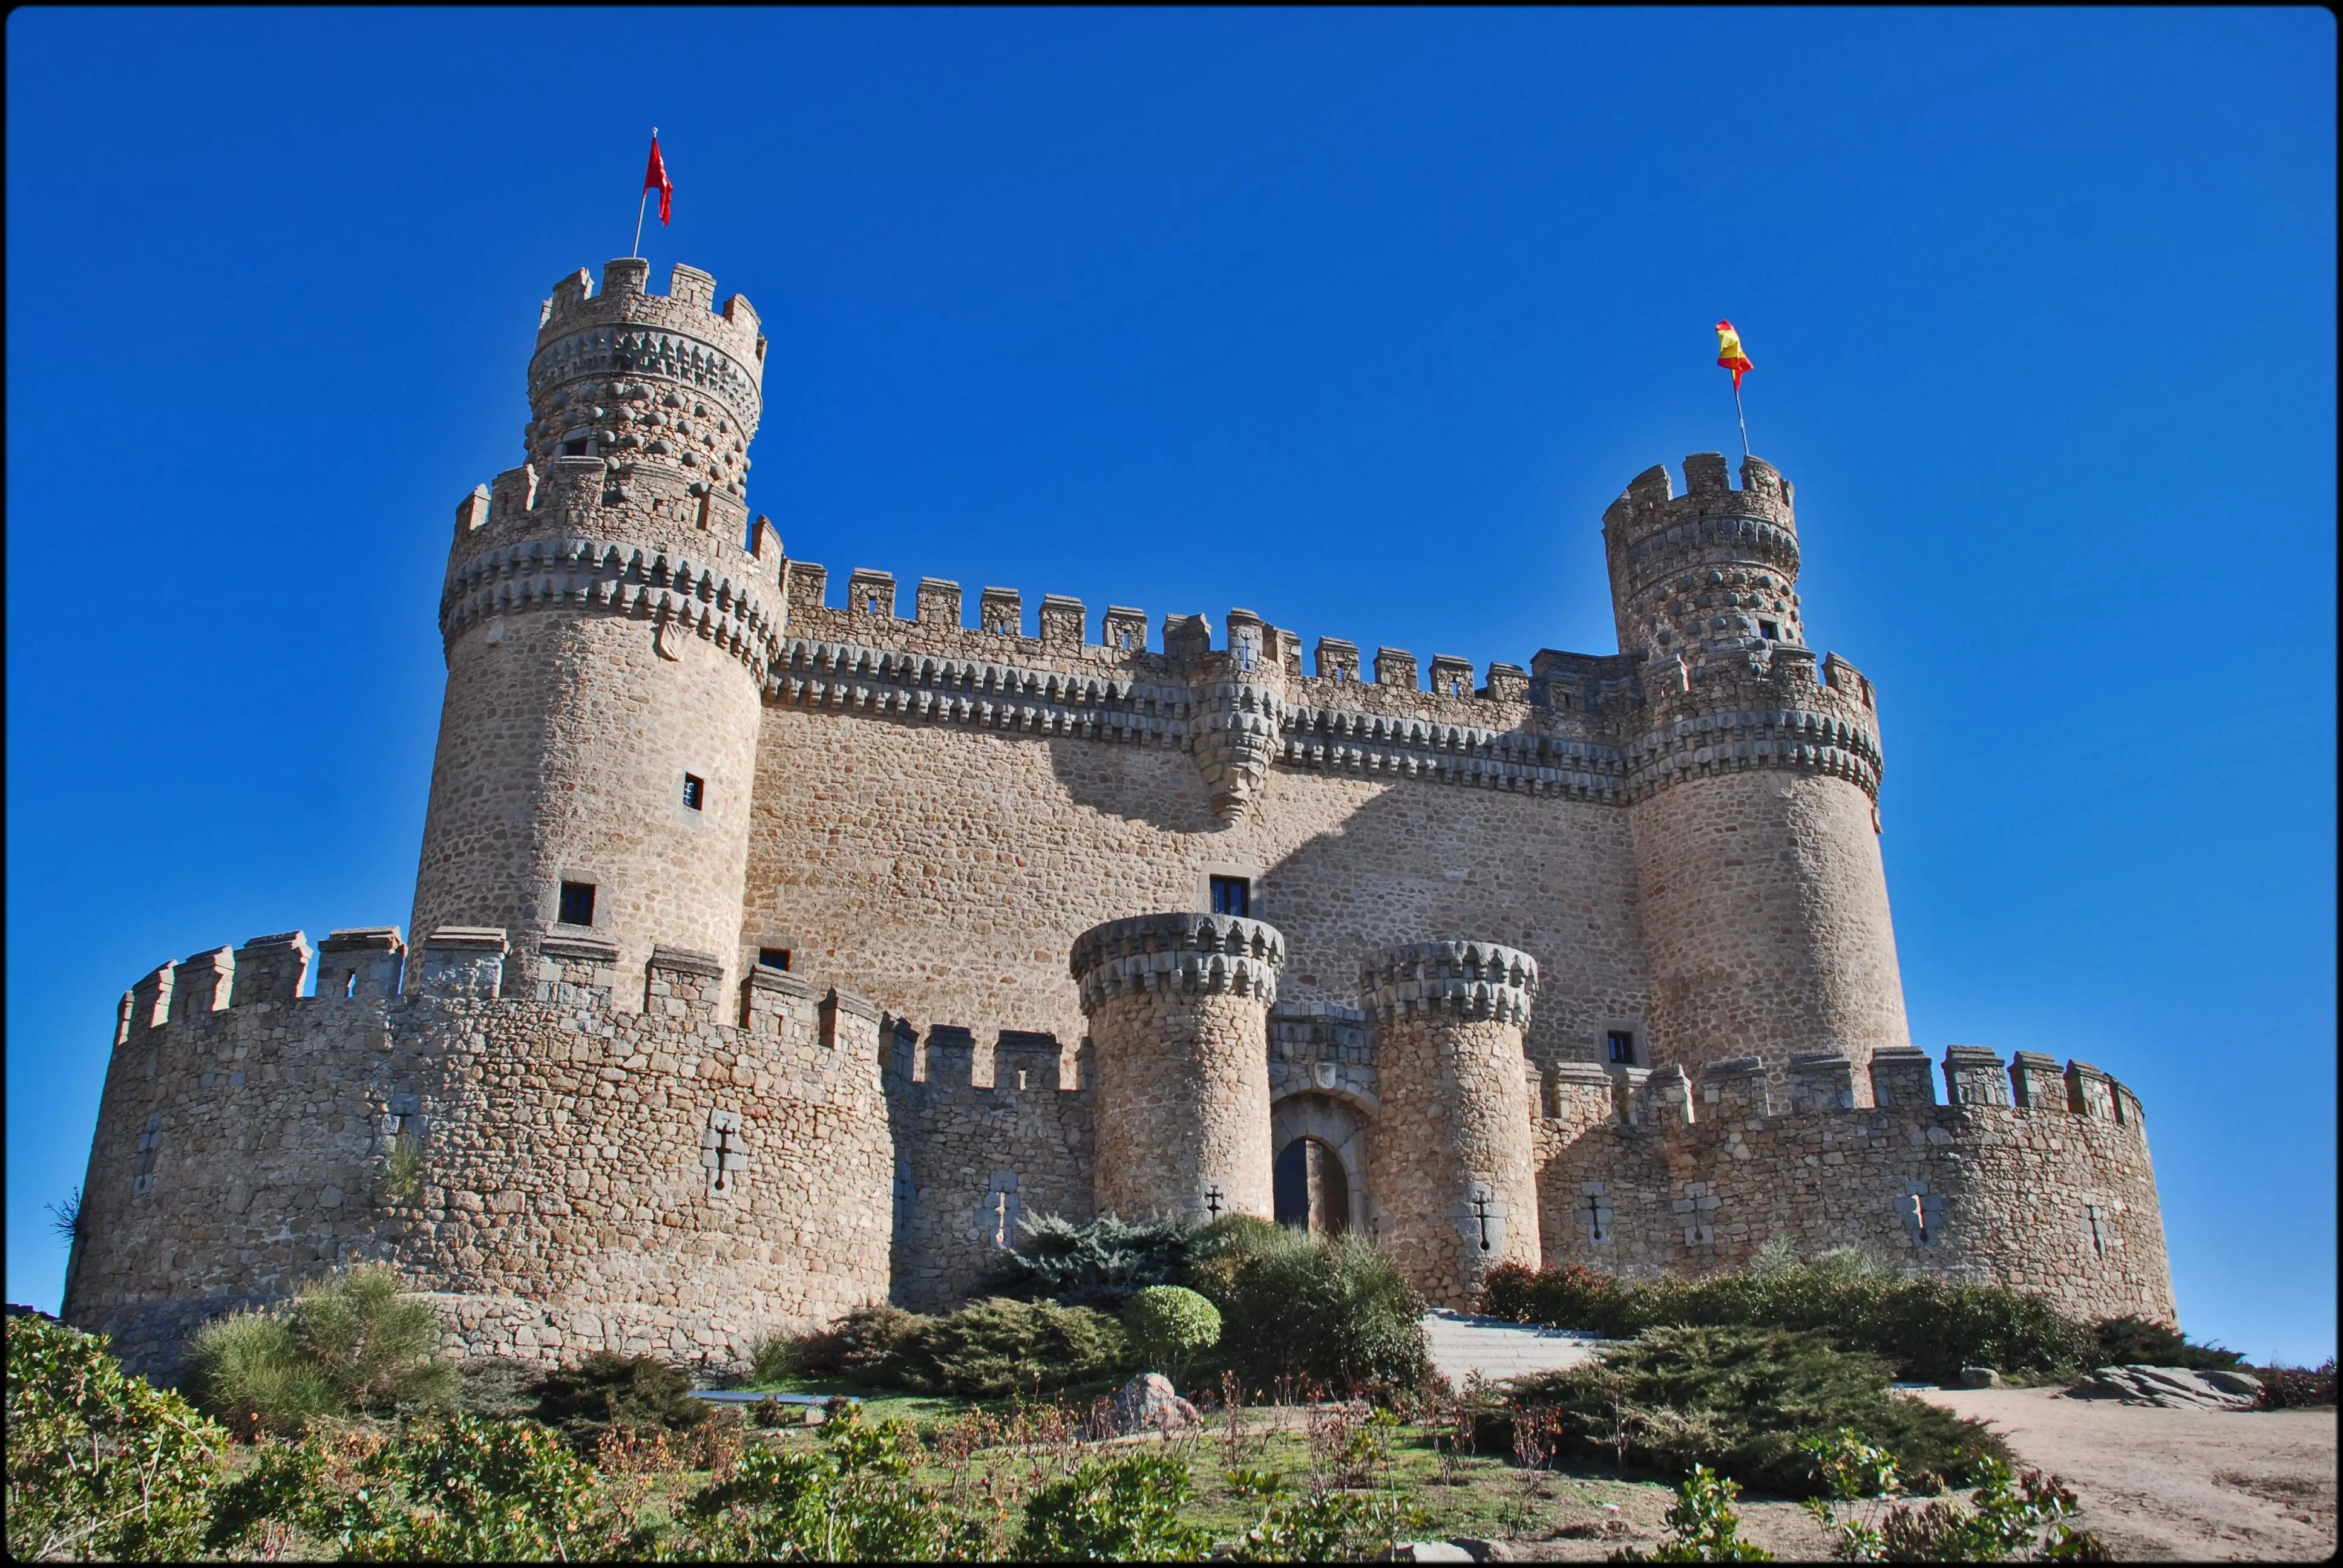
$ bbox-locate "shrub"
[2255,1359,2338,1410]
[1480,1255,2095,1384]
[1124,1286,1221,1386]
[349,1411,636,1560]
[790,1304,927,1381]
[456,1356,549,1420]
[1509,1325,2009,1495]
[1224,1466,1425,1561]
[291,1264,459,1414]
[2090,1314,2244,1371]
[188,1309,343,1439]
[1611,1464,1774,1561]
[5,1315,230,1562]
[532,1351,708,1449]
[986,1212,1210,1309]
[746,1329,804,1386]
[1013,1451,1212,1561]
[189,1264,457,1436]
[1201,1227,1430,1397]
[686,1405,983,1559]
[890,1297,1130,1398]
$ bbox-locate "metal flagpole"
[632,127,658,257]
[1733,381,1751,460]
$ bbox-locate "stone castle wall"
[65,931,896,1382]
[1532,1050,2173,1325]
[885,1023,1096,1312]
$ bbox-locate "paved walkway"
[1421,1308,1606,1388]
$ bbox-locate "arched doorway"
[1273,1137,1351,1233]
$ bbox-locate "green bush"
[1613,1464,1774,1561]
[986,1212,1208,1309]
[1507,1325,2009,1495]
[1479,1255,2096,1384]
[686,1406,983,1560]
[1224,1466,1426,1561]
[456,1356,549,1420]
[188,1309,343,1439]
[1199,1227,1430,1397]
[1012,1451,1212,1561]
[2091,1314,2244,1371]
[292,1264,459,1413]
[1123,1286,1221,1386]
[532,1351,708,1448]
[187,1264,457,1437]
[890,1297,1130,1398]
[5,1315,230,1562]
[790,1304,927,1382]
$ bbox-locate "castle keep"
[65,259,2175,1379]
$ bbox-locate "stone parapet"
[1069,913,1285,1013]
[1358,941,1537,1026]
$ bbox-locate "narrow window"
[1607,1029,1636,1065]
[758,947,791,972]
[557,880,597,927]
[681,773,704,811]
[1210,875,1251,918]
[343,970,358,999]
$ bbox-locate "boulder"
[1109,1371,1201,1435]
[1957,1366,2002,1388]
[2063,1364,2262,1410]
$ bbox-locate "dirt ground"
[1909,1387,2338,1562]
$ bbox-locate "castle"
[64,258,2175,1381]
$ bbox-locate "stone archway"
[1269,1093,1369,1236]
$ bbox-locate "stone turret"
[1360,940,1542,1305]
[408,260,784,1000]
[1605,456,1910,1095]
[1072,912,1285,1221]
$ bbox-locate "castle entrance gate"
[1269,1093,1369,1235]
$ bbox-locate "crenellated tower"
[1605,454,1910,1097]
[409,259,787,999]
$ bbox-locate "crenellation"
[979,586,1022,636]
[1942,1045,2012,1107]
[914,577,963,626]
[1374,646,1418,689]
[2065,1059,2116,1120]
[168,948,234,1021]
[316,929,404,1001]
[2008,1051,2065,1110]
[1038,594,1084,647]
[846,568,898,621]
[1868,1047,1937,1108]
[416,929,506,999]
[1700,1056,1771,1119]
[229,932,312,1007]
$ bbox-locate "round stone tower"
[1604,453,1909,1094]
[1360,941,1542,1305]
[1071,913,1285,1222]
[410,258,787,998]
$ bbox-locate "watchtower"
[1604,455,1911,1093]
[408,260,786,999]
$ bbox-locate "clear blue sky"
[7,8,2333,1363]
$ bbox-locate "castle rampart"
[66,928,896,1383]
[1532,1047,2172,1324]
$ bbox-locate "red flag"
[643,134,673,226]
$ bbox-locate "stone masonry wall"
[1532,1049,2174,1325]
[65,932,896,1383]
[885,1025,1095,1312]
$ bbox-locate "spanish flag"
[1715,321,1752,390]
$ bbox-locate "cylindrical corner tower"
[410,259,785,998]
[1604,454,1909,1095]
[1072,913,1285,1221]
[1360,941,1542,1305]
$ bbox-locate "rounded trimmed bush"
[1123,1285,1221,1385]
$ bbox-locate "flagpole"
[631,127,658,257]
[1733,381,1751,460]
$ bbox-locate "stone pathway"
[1422,1309,1605,1388]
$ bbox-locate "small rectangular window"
[758,947,791,972]
[1210,876,1251,918]
[1607,1029,1636,1064]
[1758,620,1780,639]
[682,773,704,811]
[560,436,591,457]
[557,880,596,927]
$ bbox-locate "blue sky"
[7,8,2333,1362]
